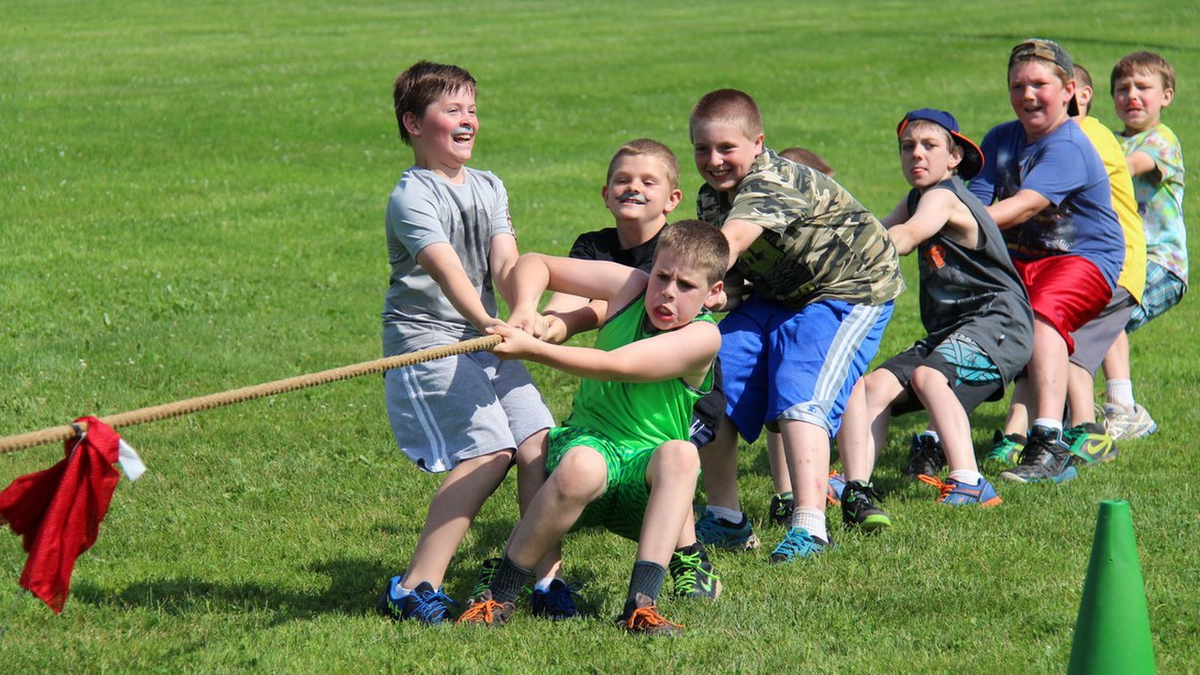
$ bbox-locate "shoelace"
[469,558,500,598]
[670,552,705,593]
[625,604,683,632]
[917,474,953,500]
[457,596,510,625]
[537,582,583,617]
[847,482,885,507]
[775,529,822,558]
[409,588,458,623]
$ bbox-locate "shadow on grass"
[71,557,394,620]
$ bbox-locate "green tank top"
[563,294,716,448]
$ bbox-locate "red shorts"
[1014,256,1112,354]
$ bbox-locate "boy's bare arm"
[1125,151,1159,179]
[886,189,957,255]
[985,189,1051,230]
[417,242,501,332]
[507,254,645,336]
[539,292,605,344]
[488,232,522,309]
[490,320,720,386]
[721,219,765,270]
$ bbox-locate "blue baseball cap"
[896,108,984,180]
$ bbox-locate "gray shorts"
[384,350,554,473]
[1069,286,1135,375]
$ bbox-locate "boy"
[990,63,1143,466]
[968,39,1125,484]
[457,220,727,635]
[374,61,563,624]
[838,109,1032,516]
[690,89,904,562]
[1099,51,1186,439]
[534,138,724,598]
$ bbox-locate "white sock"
[1106,379,1135,409]
[790,507,827,542]
[949,469,983,486]
[393,582,414,598]
[533,576,556,592]
[705,505,743,523]
[922,429,941,443]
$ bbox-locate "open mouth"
[618,192,649,205]
[452,125,474,142]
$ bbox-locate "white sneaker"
[1101,402,1158,440]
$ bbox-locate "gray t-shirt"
[382,166,513,355]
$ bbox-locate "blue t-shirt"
[969,119,1124,289]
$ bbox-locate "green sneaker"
[1063,422,1119,464]
[988,431,1026,465]
[668,543,722,600]
[841,480,891,532]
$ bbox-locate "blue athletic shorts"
[719,295,893,441]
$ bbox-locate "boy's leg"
[911,367,976,474]
[513,428,563,582]
[697,418,742,512]
[839,371,903,484]
[504,446,607,573]
[401,450,514,590]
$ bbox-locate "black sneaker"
[768,493,794,527]
[903,432,946,480]
[998,426,1078,484]
[668,543,722,600]
[840,480,892,532]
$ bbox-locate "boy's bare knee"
[652,440,701,474]
[910,366,948,394]
[548,447,606,502]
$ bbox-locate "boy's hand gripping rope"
[0,335,502,454]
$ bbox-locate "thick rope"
[0,335,501,454]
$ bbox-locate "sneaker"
[826,472,847,507]
[998,427,1078,484]
[1101,402,1158,440]
[668,544,722,600]
[1063,422,1119,464]
[988,431,1026,465]
[456,589,514,627]
[841,480,892,531]
[530,579,584,620]
[904,432,946,480]
[695,511,760,551]
[469,557,501,599]
[615,592,683,636]
[769,527,829,564]
[768,493,794,527]
[376,577,457,625]
[918,474,1002,506]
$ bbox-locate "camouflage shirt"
[698,149,904,308]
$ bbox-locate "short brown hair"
[656,220,729,286]
[1110,51,1176,95]
[393,61,476,145]
[779,147,834,176]
[689,89,763,141]
[607,139,679,189]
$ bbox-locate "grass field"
[2,1,1198,672]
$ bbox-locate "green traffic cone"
[1066,500,1156,674]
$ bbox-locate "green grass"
[2,1,1199,672]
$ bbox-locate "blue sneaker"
[530,579,584,620]
[918,475,1002,506]
[376,577,457,624]
[827,472,847,507]
[768,527,829,564]
[695,511,760,551]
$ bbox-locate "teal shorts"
[546,426,655,541]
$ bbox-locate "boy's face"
[1008,60,1075,141]
[690,120,763,193]
[899,125,962,190]
[644,247,722,331]
[404,86,478,173]
[602,154,682,227]
[1113,72,1174,134]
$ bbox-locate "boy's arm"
[879,198,910,228]
[507,253,646,334]
[539,292,605,344]
[985,189,1051,230]
[488,231,522,310]
[1125,151,1159,179]
[417,242,502,332]
[489,319,720,385]
[721,219,764,270]
[886,190,957,255]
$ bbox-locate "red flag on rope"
[0,416,122,613]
